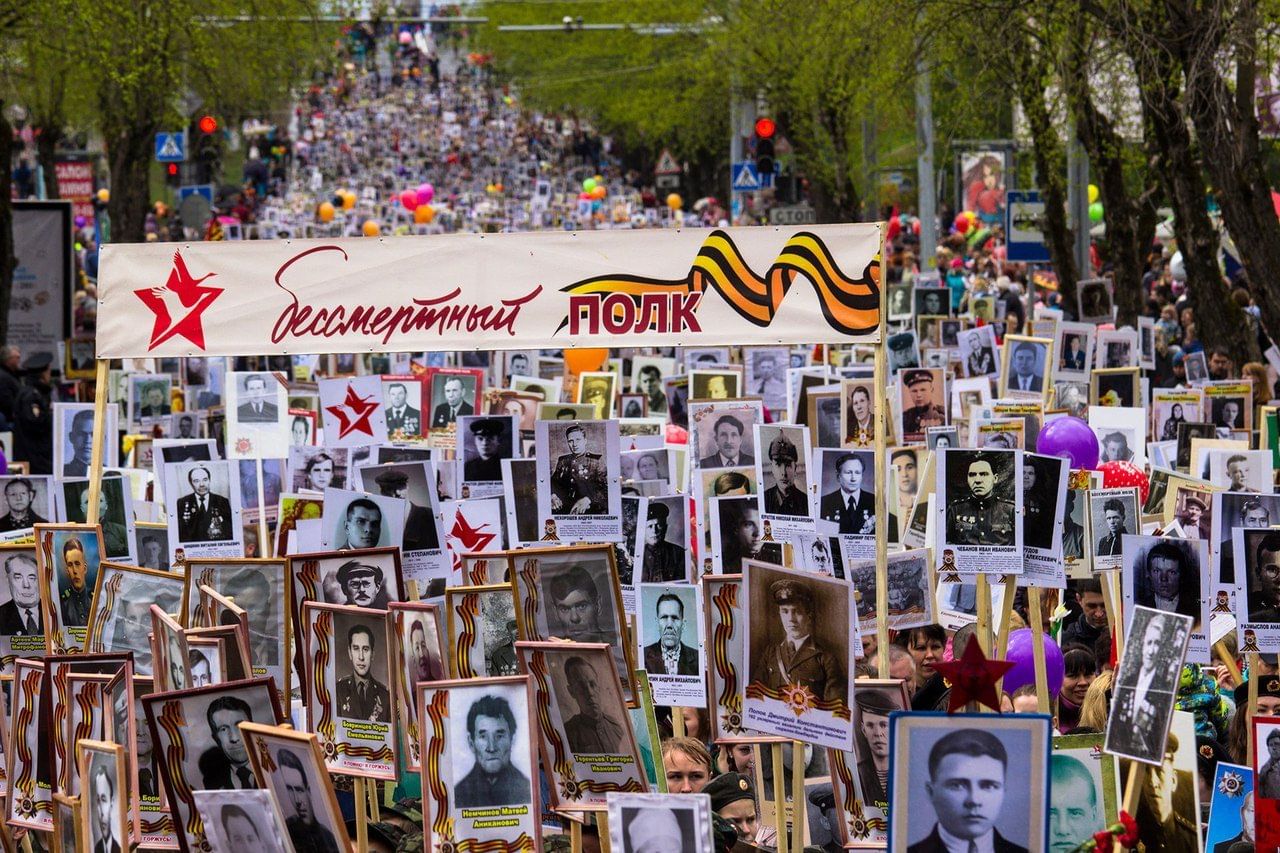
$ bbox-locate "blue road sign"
[1005,190,1051,263]
[731,161,761,192]
[177,184,213,204]
[155,132,186,163]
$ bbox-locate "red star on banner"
[324,384,379,439]
[932,641,1015,713]
[133,250,224,350]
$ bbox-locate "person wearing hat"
[900,370,946,439]
[763,433,809,517]
[624,805,685,853]
[855,690,899,811]
[641,500,686,583]
[887,332,919,372]
[336,622,390,722]
[550,423,607,515]
[486,618,518,676]
[704,771,776,848]
[374,468,439,552]
[463,417,507,482]
[12,351,52,475]
[1130,732,1196,853]
[945,455,1016,546]
[751,579,845,704]
[1175,493,1210,540]
[335,559,390,608]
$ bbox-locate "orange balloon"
[666,193,683,210]
[341,191,356,210]
[591,185,606,199]
[414,204,435,224]
[563,348,609,373]
[318,201,335,222]
[362,220,381,237]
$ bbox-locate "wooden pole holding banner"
[255,458,268,559]
[571,818,582,853]
[1028,589,1051,714]
[354,777,370,853]
[1215,640,1242,688]
[995,575,1017,658]
[975,574,992,654]
[366,778,380,823]
[1120,761,1147,828]
[85,360,112,525]
[790,740,806,853]
[771,742,789,853]
[597,810,611,853]
[873,237,890,680]
[1248,652,1260,768]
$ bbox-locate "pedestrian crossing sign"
[155,132,186,163]
[731,161,761,192]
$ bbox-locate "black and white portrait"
[0,475,52,533]
[887,330,921,373]
[1183,351,1209,385]
[755,423,813,523]
[241,728,348,853]
[957,326,999,379]
[165,460,243,555]
[441,680,535,835]
[1054,322,1094,379]
[192,789,290,852]
[744,346,790,412]
[381,377,424,437]
[53,403,118,478]
[936,448,1022,575]
[1103,606,1192,763]
[446,584,519,678]
[79,742,126,853]
[129,374,173,423]
[914,286,949,319]
[1092,368,1140,408]
[359,461,442,554]
[1087,488,1139,572]
[689,369,740,402]
[842,379,876,446]
[578,371,618,418]
[1000,336,1050,398]
[287,446,350,493]
[898,368,947,445]
[427,368,480,429]
[710,495,783,574]
[888,284,914,321]
[609,794,712,853]
[890,713,1050,853]
[58,476,134,562]
[1122,536,1208,654]
[637,583,705,706]
[640,495,689,584]
[458,415,516,489]
[87,563,184,674]
[534,419,622,541]
[693,403,762,469]
[816,448,877,541]
[227,371,289,458]
[183,560,287,670]
[631,357,671,416]
[1097,329,1138,369]
[1076,278,1114,323]
[321,487,405,552]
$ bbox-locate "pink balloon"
[417,183,434,204]
[399,189,418,211]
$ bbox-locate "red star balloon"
[932,640,1016,713]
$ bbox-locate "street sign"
[655,174,680,190]
[731,161,761,192]
[768,205,817,226]
[177,184,214,203]
[655,148,681,175]
[1005,190,1051,263]
[155,132,186,163]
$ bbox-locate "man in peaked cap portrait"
[945,454,1016,546]
[751,579,845,704]
[641,500,686,583]
[855,690,900,810]
[463,417,507,482]
[763,433,809,516]
[335,559,390,608]
[901,370,946,437]
[374,467,438,553]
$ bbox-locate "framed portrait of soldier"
[0,475,52,535]
[389,601,446,771]
[225,370,289,459]
[828,679,911,845]
[181,559,287,693]
[1050,733,1120,850]
[637,494,689,585]
[162,460,244,560]
[302,602,397,779]
[1085,487,1140,572]
[1090,367,1140,409]
[77,739,126,853]
[807,390,844,450]
[636,583,705,707]
[1053,321,1096,381]
[1076,278,1114,324]
[445,583,519,679]
[415,676,540,850]
[86,562,184,674]
[1232,527,1280,652]
[1120,535,1209,663]
[52,403,119,479]
[35,523,104,653]
[888,712,1051,853]
[319,487,406,552]
[683,347,731,372]
[318,375,388,448]
[999,335,1052,402]
[955,325,999,380]
[127,374,173,426]
[840,378,876,448]
[192,789,291,852]
[141,677,284,852]
[576,370,618,419]
[514,641,647,811]
[934,448,1023,576]
[1103,606,1192,764]
[896,367,947,446]
[688,369,741,403]
[424,367,483,432]
[240,723,350,853]
[509,543,636,704]
[742,561,858,749]
[7,657,51,831]
[380,375,425,439]
[56,476,135,564]
[702,573,785,744]
[607,792,714,853]
[753,422,815,537]
[533,419,622,542]
[456,414,517,499]
[886,330,921,373]
[1021,452,1069,589]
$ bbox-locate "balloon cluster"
[886,213,921,241]
[579,176,607,201]
[953,210,977,234]
[1088,184,1103,224]
[398,182,434,210]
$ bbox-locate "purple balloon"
[1036,415,1099,470]
[74,215,86,228]
[1002,629,1064,697]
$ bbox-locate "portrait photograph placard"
[887,712,1051,853]
[445,583,519,679]
[754,423,815,537]
[240,723,351,853]
[999,335,1053,402]
[1232,526,1280,652]
[52,403,119,480]
[1204,762,1254,853]
[426,366,482,431]
[302,602,397,779]
[534,419,622,543]
[1050,732,1120,850]
[509,543,636,704]
[1054,321,1095,381]
[934,448,1023,576]
[0,475,53,535]
[840,378,876,448]
[956,325,999,380]
[689,400,765,471]
[182,559,288,691]
[1151,389,1203,443]
[86,562,185,675]
[192,788,291,853]
[226,370,289,459]
[897,367,947,445]
[76,739,127,853]
[606,791,714,853]
[845,549,934,633]
[7,657,51,831]
[356,459,445,583]
[502,458,540,549]
[36,523,104,654]
[416,676,540,851]
[286,445,351,493]
[815,448,878,560]
[128,374,173,427]
[1086,487,1140,572]
[636,582,705,708]
[56,475,135,564]
[514,641,647,811]
[319,486,406,552]
[828,678,911,847]
[142,677,284,852]
[1120,535,1209,663]
[455,414,517,499]
[744,346,790,413]
[702,573,786,745]
[742,561,857,750]
[1103,605,1192,764]
[0,545,48,663]
[162,460,245,560]
[381,375,426,439]
[389,601,446,771]
[1022,452,1069,589]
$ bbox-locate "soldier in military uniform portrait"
[57,534,96,628]
[454,692,532,808]
[749,578,847,705]
[461,416,512,483]
[1105,607,1190,763]
[899,369,947,443]
[641,499,687,583]
[887,330,921,372]
[335,622,390,723]
[382,381,422,437]
[561,654,626,754]
[1125,734,1199,853]
[761,429,811,517]
[943,451,1017,547]
[369,464,440,552]
[486,619,519,676]
[334,560,391,608]
[544,563,614,644]
[549,423,608,515]
[852,687,906,811]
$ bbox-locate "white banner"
[11,201,72,364]
[96,224,882,358]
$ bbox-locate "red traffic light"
[197,115,218,135]
[754,117,776,138]
[166,163,179,176]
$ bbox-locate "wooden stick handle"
[86,360,111,525]
[354,777,369,853]
[771,743,789,853]
[1028,588,1050,715]
[1214,639,1242,688]
[790,740,806,852]
[1120,760,1147,820]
